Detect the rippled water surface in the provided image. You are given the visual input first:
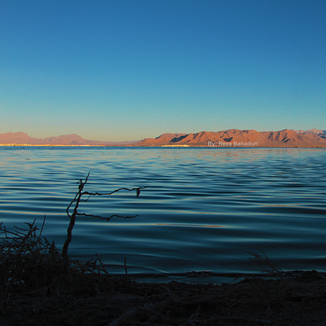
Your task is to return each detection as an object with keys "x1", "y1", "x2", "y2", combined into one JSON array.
[{"x1": 1, "y1": 147, "x2": 326, "y2": 282}]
